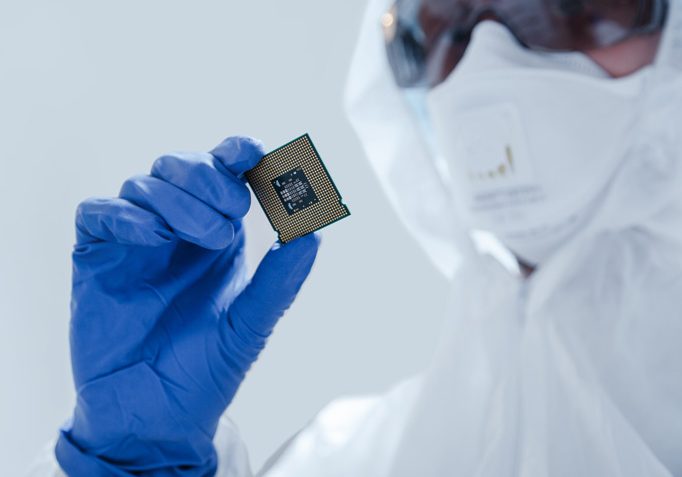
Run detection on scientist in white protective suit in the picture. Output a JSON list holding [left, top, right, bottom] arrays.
[[29, 0, 682, 475]]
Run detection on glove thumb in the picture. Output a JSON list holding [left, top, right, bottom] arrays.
[[221, 233, 320, 357]]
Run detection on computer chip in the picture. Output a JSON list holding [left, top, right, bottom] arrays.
[[245, 134, 350, 243]]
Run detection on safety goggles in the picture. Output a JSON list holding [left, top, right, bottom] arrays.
[[382, 0, 668, 88]]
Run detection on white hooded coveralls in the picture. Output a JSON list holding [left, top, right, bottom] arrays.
[[30, 0, 682, 475]]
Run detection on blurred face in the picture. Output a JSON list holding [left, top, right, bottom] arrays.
[[586, 32, 662, 78], [381, 1, 667, 274], [383, 0, 668, 87]]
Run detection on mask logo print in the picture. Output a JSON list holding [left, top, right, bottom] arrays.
[[445, 103, 545, 213], [468, 143, 516, 182]]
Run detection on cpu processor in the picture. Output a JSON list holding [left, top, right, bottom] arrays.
[[245, 134, 350, 243]]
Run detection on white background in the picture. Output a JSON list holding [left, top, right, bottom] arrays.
[[0, 1, 449, 474]]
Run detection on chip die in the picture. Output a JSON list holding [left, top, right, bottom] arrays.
[[272, 168, 319, 215], [245, 134, 350, 243]]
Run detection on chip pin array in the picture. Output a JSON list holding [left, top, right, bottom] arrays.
[[245, 134, 350, 243]]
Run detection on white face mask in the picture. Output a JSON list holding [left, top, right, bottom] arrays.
[[424, 21, 651, 265]]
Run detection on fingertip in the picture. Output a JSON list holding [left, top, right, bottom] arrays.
[[311, 232, 322, 247], [211, 136, 266, 177], [216, 221, 237, 249], [190, 219, 236, 250], [119, 174, 149, 198], [230, 188, 252, 218], [149, 153, 175, 178], [287, 233, 321, 252], [269, 233, 321, 265]]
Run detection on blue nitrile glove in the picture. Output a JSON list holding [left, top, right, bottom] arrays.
[[55, 136, 320, 476]]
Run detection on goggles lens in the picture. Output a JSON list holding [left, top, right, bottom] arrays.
[[383, 0, 668, 88]]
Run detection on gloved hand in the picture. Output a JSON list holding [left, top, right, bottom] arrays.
[[55, 136, 320, 476]]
